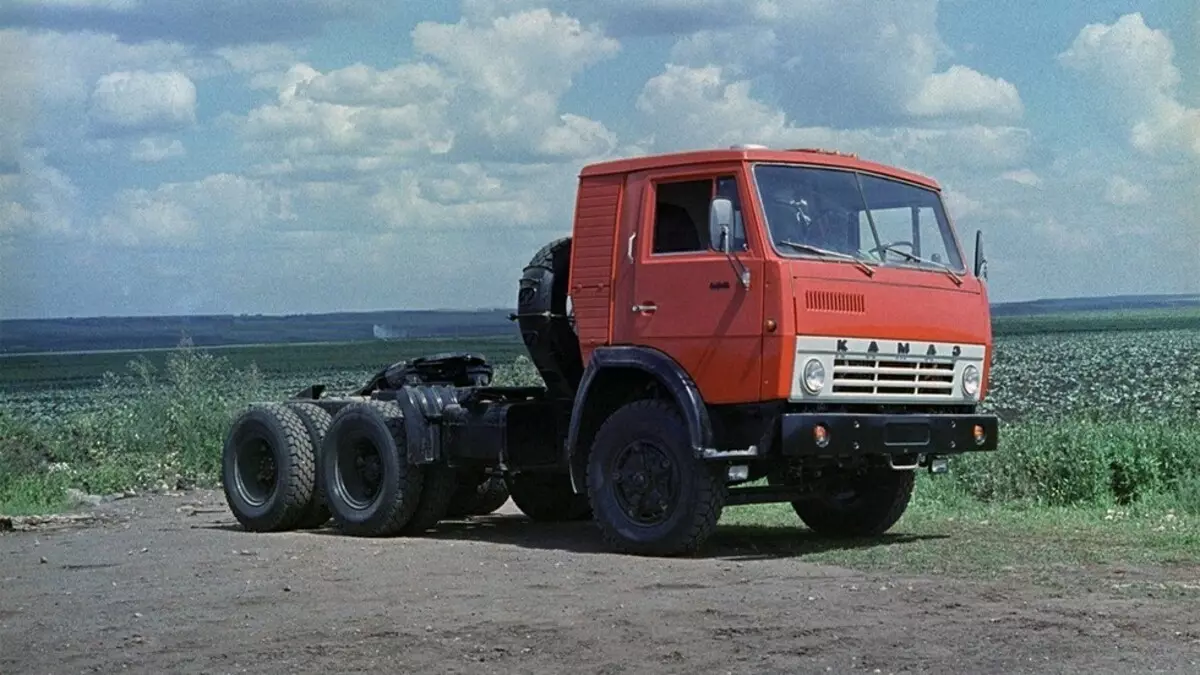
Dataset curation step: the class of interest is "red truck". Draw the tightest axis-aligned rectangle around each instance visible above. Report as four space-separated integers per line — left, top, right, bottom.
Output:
220 145 998 556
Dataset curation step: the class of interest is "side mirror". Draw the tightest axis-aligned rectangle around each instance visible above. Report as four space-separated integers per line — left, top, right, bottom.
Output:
709 197 734 253
974 229 987 280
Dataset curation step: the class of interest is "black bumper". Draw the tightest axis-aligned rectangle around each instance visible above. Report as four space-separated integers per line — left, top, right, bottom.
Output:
779 412 999 458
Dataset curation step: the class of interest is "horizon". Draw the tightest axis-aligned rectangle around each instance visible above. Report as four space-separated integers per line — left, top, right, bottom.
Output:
3 291 1199 323
1 2 1197 319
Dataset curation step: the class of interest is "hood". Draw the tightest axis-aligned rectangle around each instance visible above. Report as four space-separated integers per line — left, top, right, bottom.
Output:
789 261 990 346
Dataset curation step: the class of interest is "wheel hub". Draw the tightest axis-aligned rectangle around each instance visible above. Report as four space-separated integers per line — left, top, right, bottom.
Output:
611 440 677 525
338 436 384 509
236 438 277 506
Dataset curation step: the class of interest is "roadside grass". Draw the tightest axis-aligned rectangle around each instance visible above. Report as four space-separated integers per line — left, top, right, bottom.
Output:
718 477 1200 588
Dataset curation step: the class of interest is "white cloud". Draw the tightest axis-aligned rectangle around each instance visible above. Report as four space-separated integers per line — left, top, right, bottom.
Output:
130 137 185 162
635 63 1030 173
1103 175 1149 206
0 151 80 239
234 8 622 175
89 70 197 135
1059 13 1200 160
906 65 1023 122
999 169 1042 188
96 173 293 247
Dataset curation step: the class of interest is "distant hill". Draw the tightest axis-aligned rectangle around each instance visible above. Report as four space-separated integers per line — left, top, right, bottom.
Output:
989 293 1200 316
0 309 516 354
2 293 1198 354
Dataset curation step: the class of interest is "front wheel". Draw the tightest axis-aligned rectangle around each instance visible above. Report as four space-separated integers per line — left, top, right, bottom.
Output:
788 468 915 538
587 399 726 556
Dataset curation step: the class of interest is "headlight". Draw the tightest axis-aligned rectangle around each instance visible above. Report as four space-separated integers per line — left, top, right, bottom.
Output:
802 358 826 393
962 364 980 397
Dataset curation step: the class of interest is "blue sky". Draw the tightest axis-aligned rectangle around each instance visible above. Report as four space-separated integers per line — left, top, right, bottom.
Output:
0 0 1196 319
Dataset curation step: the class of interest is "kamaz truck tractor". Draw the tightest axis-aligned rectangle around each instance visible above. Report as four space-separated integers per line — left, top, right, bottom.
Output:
220 145 999 556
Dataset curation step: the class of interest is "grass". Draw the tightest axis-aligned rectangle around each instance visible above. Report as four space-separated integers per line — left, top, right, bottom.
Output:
719 477 1200 589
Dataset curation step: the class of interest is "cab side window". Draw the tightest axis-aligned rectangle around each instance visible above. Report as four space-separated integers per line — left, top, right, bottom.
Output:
651 175 745 254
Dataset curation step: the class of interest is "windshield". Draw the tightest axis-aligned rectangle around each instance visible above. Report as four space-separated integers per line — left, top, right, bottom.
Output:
752 164 966 272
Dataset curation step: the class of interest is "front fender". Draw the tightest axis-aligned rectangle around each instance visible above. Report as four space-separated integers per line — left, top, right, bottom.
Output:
565 345 714 492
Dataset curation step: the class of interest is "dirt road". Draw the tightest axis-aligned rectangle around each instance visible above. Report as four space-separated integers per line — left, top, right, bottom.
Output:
2 489 1197 674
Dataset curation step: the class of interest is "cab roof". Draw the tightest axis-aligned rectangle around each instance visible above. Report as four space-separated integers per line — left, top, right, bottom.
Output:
578 146 941 191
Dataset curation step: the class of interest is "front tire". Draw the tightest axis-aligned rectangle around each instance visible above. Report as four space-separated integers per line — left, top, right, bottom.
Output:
586 399 726 556
321 400 425 537
789 468 915 538
221 403 317 532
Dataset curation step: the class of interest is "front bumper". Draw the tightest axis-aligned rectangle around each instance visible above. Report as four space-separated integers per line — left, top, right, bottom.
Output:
779 412 999 458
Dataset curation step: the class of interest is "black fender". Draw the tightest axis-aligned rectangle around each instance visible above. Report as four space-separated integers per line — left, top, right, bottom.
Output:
565 345 714 492
390 385 459 464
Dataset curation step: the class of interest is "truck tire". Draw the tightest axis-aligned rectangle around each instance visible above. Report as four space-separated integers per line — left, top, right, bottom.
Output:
320 400 425 537
790 469 915 538
445 474 510 517
396 463 458 534
221 403 317 532
286 401 333 529
586 399 726 556
517 237 583 400
507 472 591 522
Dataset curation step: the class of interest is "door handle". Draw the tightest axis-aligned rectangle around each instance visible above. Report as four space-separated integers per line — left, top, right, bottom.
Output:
632 303 657 313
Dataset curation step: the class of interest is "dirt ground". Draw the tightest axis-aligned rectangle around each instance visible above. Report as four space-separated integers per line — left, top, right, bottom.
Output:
2 490 1198 675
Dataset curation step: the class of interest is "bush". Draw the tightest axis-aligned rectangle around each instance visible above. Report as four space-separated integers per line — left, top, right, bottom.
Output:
0 344 269 511
944 414 1200 512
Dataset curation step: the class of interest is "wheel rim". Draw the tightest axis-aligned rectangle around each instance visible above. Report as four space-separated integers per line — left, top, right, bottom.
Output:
235 437 277 506
336 433 384 510
610 439 678 526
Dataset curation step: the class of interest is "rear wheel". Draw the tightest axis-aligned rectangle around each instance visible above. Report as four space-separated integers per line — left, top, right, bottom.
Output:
221 403 317 532
507 472 591 522
285 402 333 529
321 400 425 537
586 399 726 556
785 468 915 538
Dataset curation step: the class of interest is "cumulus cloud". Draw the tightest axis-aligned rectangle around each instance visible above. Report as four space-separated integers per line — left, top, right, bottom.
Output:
999 169 1043 188
96 174 294 247
610 0 1023 128
906 65 1024 122
635 63 1030 173
89 70 197 135
1059 13 1200 160
235 8 622 174
130 137 185 162
1103 175 1149 206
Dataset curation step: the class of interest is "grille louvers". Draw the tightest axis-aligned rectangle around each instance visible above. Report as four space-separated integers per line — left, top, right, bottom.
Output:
805 290 865 314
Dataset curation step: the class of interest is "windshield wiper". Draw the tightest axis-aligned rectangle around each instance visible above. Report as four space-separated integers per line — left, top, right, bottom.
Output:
778 240 876 277
877 245 963 286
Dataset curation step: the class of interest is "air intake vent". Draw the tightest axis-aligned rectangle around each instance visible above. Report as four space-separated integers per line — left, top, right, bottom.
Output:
805 290 865 314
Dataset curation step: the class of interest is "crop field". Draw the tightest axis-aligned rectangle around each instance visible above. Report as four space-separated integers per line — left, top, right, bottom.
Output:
3 310 1200 673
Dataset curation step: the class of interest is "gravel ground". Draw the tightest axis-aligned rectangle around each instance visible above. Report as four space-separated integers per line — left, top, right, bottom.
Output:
2 489 1198 674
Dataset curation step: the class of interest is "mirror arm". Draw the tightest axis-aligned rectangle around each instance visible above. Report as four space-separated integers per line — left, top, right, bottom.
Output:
721 226 751 289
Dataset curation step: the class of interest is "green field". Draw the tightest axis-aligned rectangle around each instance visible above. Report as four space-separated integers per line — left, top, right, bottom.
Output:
2 307 1199 554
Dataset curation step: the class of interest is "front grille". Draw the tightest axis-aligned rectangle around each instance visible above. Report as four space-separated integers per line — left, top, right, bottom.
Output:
832 357 955 396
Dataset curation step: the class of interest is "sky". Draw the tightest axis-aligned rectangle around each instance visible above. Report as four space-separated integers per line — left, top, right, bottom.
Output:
0 0 1197 319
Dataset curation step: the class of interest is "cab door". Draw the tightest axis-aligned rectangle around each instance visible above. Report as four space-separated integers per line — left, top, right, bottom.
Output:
611 166 764 405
